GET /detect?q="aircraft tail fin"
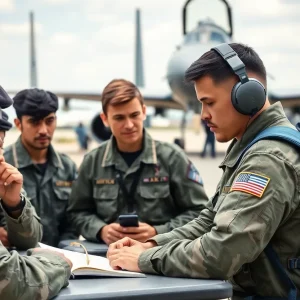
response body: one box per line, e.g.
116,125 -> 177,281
29,11 -> 38,88
135,8 -> 144,87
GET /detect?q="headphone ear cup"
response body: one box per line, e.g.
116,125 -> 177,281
231,79 -> 266,116
231,82 -> 242,114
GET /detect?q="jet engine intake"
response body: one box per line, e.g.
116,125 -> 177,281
90,113 -> 112,143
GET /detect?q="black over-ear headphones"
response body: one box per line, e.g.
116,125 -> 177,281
211,43 -> 266,116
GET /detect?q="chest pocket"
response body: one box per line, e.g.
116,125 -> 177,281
53,178 -> 73,201
138,183 -> 171,222
53,186 -> 72,201
93,184 -> 119,221
53,185 -> 71,222
139,182 -> 170,200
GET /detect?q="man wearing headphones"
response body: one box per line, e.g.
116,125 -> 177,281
107,43 -> 300,299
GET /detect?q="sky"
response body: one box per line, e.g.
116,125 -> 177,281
0,0 -> 300,95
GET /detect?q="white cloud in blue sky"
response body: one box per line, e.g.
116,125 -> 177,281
0,0 -> 299,94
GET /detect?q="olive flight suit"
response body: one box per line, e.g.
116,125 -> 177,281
68,130 -> 208,242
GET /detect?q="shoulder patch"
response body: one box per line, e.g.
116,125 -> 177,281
187,162 -> 203,185
230,172 -> 270,198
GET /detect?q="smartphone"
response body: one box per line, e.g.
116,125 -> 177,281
118,214 -> 139,227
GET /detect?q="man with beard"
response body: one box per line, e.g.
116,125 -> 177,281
107,43 -> 300,298
4,88 -> 78,246
0,86 -> 72,299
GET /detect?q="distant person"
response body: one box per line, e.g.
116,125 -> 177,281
0,85 -> 72,300
74,122 -> 90,152
106,43 -> 300,298
68,79 -> 209,245
4,88 -> 79,247
200,119 -> 216,158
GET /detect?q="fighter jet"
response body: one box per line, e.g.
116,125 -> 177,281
9,0 -> 300,146
59,0 -> 237,145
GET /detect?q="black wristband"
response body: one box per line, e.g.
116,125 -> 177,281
1,194 -> 26,212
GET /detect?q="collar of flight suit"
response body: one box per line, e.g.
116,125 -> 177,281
11,136 -> 64,170
101,129 -> 158,170
219,102 -> 289,168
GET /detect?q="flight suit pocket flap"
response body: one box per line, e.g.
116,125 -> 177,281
53,187 -> 71,201
140,183 -> 170,199
93,185 -> 119,199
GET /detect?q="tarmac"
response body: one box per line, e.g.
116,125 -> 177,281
4,126 -> 231,198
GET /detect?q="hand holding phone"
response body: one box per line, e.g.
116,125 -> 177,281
118,214 -> 139,227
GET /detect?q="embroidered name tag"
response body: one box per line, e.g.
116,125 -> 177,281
222,185 -> 231,194
143,176 -> 169,183
96,179 -> 115,185
55,181 -> 73,187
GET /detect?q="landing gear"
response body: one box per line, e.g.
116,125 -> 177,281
63,98 -> 70,111
174,110 -> 187,150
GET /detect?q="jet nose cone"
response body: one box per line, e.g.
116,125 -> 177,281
166,44 -> 213,107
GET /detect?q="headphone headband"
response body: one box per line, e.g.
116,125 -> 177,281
210,43 -> 266,116
212,43 -> 248,84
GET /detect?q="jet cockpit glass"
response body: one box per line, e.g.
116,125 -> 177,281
183,0 -> 232,37
184,31 -> 201,44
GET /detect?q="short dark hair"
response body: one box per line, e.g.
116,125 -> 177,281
101,79 -> 144,115
185,43 -> 267,88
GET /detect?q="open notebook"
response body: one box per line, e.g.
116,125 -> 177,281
38,242 -> 146,278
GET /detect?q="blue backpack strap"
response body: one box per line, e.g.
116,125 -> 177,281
264,244 -> 297,300
234,126 -> 300,168
234,126 -> 300,300
244,244 -> 299,300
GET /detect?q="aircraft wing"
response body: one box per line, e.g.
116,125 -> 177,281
7,89 -> 185,110
55,90 -> 184,110
268,89 -> 300,109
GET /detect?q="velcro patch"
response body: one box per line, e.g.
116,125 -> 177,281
95,179 -> 115,185
187,162 -> 203,185
222,185 -> 231,194
230,172 -> 270,198
143,177 -> 169,183
55,181 -> 73,187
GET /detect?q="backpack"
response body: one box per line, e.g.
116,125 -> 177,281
234,125 -> 300,300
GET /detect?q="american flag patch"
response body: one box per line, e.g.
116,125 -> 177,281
187,162 -> 203,185
230,172 -> 270,198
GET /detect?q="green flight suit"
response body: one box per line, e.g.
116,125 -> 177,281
68,130 -> 208,242
0,246 -> 71,299
4,137 -> 78,247
0,194 -> 71,299
0,195 -> 42,249
138,103 -> 300,298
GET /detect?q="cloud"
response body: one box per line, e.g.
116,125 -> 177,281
0,22 -> 43,36
92,21 -> 135,53
85,0 -> 181,22
235,22 -> 300,50
231,0 -> 300,24
49,32 -> 79,45
87,13 -> 118,24
0,0 -> 14,12
1,0 -> 299,93
232,0 -> 300,17
44,0 -> 72,4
